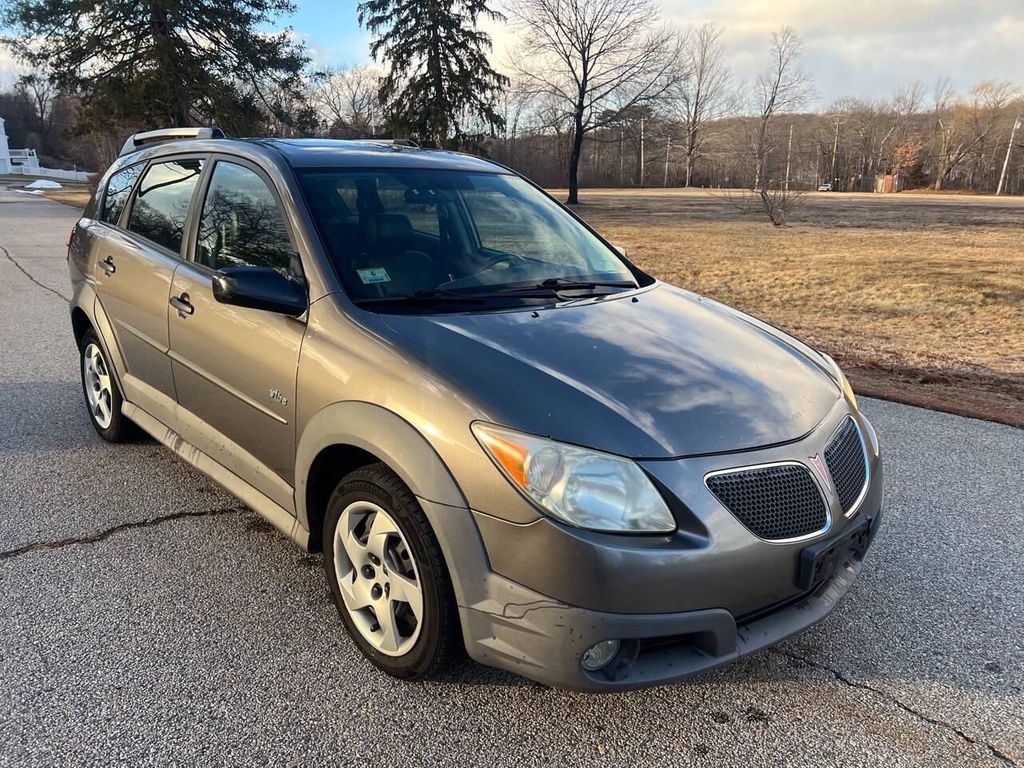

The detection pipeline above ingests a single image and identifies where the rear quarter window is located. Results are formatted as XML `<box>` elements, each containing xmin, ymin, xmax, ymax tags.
<box><xmin>100</xmin><ymin>163</ymin><xmax>144</xmax><ymax>225</ymax></box>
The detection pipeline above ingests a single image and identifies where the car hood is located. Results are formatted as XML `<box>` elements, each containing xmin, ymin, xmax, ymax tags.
<box><xmin>380</xmin><ymin>283</ymin><xmax>840</xmax><ymax>458</ymax></box>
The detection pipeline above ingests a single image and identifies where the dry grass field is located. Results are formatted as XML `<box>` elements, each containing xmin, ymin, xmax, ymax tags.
<box><xmin>561</xmin><ymin>188</ymin><xmax>1024</xmax><ymax>426</ymax></box>
<box><xmin>19</xmin><ymin>178</ymin><xmax>1024</xmax><ymax>426</ymax></box>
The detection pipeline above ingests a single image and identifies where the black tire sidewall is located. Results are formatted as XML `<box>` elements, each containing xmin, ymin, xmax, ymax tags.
<box><xmin>322</xmin><ymin>468</ymin><xmax>451</xmax><ymax>679</ymax></box>
<box><xmin>79</xmin><ymin>330</ymin><xmax>127</xmax><ymax>442</ymax></box>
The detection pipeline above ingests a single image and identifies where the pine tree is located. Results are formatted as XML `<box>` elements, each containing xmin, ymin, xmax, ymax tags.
<box><xmin>358</xmin><ymin>0</ymin><xmax>508</xmax><ymax>148</ymax></box>
<box><xmin>0</xmin><ymin>0</ymin><xmax>311</xmax><ymax>134</ymax></box>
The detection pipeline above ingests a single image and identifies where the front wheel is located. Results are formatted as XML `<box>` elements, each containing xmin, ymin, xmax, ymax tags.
<box><xmin>322</xmin><ymin>463</ymin><xmax>461</xmax><ymax>680</ymax></box>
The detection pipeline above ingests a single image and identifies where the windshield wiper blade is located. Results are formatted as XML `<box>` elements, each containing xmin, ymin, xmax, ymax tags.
<box><xmin>538</xmin><ymin>278</ymin><xmax>637</xmax><ymax>290</ymax></box>
<box><xmin>355</xmin><ymin>288</ymin><xmax>487</xmax><ymax>305</ymax></box>
<box><xmin>485</xmin><ymin>278</ymin><xmax>638</xmax><ymax>297</ymax></box>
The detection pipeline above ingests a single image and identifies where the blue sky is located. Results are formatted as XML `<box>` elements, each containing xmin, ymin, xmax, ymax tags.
<box><xmin>283</xmin><ymin>0</ymin><xmax>1022</xmax><ymax>105</ymax></box>
<box><xmin>286</xmin><ymin>1</ymin><xmax>372</xmax><ymax>69</ymax></box>
<box><xmin>2</xmin><ymin>0</ymin><xmax>1021</xmax><ymax>103</ymax></box>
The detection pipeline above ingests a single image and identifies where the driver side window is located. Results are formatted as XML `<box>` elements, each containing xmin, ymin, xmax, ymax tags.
<box><xmin>196</xmin><ymin>162</ymin><xmax>301</xmax><ymax>280</ymax></box>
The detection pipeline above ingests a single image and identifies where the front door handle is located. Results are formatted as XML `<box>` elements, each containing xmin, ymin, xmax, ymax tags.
<box><xmin>99</xmin><ymin>256</ymin><xmax>116</xmax><ymax>275</ymax></box>
<box><xmin>170</xmin><ymin>293</ymin><xmax>194</xmax><ymax>316</ymax></box>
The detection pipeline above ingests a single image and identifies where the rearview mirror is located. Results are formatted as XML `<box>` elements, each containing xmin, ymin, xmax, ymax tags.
<box><xmin>212</xmin><ymin>266</ymin><xmax>307</xmax><ymax>317</ymax></box>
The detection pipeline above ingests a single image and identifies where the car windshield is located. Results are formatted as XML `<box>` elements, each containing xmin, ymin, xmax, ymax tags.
<box><xmin>298</xmin><ymin>168</ymin><xmax>640</xmax><ymax>307</ymax></box>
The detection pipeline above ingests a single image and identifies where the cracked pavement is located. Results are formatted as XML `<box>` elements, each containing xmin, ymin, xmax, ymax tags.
<box><xmin>1</xmin><ymin>185</ymin><xmax>1021</xmax><ymax>767</ymax></box>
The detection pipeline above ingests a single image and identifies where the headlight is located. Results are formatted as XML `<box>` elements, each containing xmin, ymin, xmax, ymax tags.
<box><xmin>823</xmin><ymin>354</ymin><xmax>857</xmax><ymax>409</ymax></box>
<box><xmin>472</xmin><ymin>423</ymin><xmax>676</xmax><ymax>534</ymax></box>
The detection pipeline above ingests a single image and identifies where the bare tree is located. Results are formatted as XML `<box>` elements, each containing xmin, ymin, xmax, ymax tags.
<box><xmin>671</xmin><ymin>22</ymin><xmax>732</xmax><ymax>187</ymax></box>
<box><xmin>932</xmin><ymin>80</ymin><xmax>1018</xmax><ymax>190</ymax></box>
<box><xmin>507</xmin><ymin>0</ymin><xmax>683</xmax><ymax>204</ymax></box>
<box><xmin>745</xmin><ymin>28</ymin><xmax>813</xmax><ymax>223</ymax></box>
<box><xmin>496</xmin><ymin>77</ymin><xmax>537</xmax><ymax>166</ymax></box>
<box><xmin>876</xmin><ymin>81</ymin><xmax>925</xmax><ymax>172</ymax></box>
<box><xmin>15</xmin><ymin>72</ymin><xmax>55</xmax><ymax>146</ymax></box>
<box><xmin>314</xmin><ymin>65</ymin><xmax>383</xmax><ymax>137</ymax></box>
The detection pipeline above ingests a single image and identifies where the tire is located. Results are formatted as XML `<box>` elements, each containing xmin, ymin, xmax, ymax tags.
<box><xmin>79</xmin><ymin>329</ymin><xmax>134</xmax><ymax>442</ymax></box>
<box><xmin>322</xmin><ymin>462</ymin><xmax>461</xmax><ymax>680</ymax></box>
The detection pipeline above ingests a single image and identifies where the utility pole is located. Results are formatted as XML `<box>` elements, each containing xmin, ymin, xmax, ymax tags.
<box><xmin>830</xmin><ymin>115</ymin><xmax>844</xmax><ymax>189</ymax></box>
<box><xmin>996</xmin><ymin>117</ymin><xmax>1021</xmax><ymax>196</ymax></box>
<box><xmin>618</xmin><ymin>130</ymin><xmax>624</xmax><ymax>187</ymax></box>
<box><xmin>784</xmin><ymin>124</ymin><xmax>794</xmax><ymax>191</ymax></box>
<box><xmin>664</xmin><ymin>136</ymin><xmax>671</xmax><ymax>187</ymax></box>
<box><xmin>639</xmin><ymin>114</ymin><xmax>645</xmax><ymax>188</ymax></box>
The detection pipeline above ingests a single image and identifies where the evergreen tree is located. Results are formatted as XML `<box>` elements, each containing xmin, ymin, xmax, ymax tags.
<box><xmin>358</xmin><ymin>0</ymin><xmax>508</xmax><ymax>148</ymax></box>
<box><xmin>0</xmin><ymin>0</ymin><xmax>311</xmax><ymax>133</ymax></box>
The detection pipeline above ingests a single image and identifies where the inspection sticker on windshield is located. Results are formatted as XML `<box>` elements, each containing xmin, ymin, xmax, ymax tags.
<box><xmin>357</xmin><ymin>267</ymin><xmax>391</xmax><ymax>284</ymax></box>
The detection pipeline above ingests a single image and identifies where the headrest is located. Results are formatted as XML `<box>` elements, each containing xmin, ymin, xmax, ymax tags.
<box><xmin>372</xmin><ymin>213</ymin><xmax>413</xmax><ymax>241</ymax></box>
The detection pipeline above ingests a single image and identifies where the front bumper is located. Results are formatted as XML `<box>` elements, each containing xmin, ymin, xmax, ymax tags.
<box><xmin>422</xmin><ymin>402</ymin><xmax>883</xmax><ymax>691</ymax></box>
<box><xmin>456</xmin><ymin>506</ymin><xmax>880</xmax><ymax>691</ymax></box>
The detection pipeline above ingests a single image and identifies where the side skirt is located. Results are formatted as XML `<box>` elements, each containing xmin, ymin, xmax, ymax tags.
<box><xmin>122</xmin><ymin>401</ymin><xmax>310</xmax><ymax>551</ymax></box>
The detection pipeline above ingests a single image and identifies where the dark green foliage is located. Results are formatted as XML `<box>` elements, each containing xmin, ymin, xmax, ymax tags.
<box><xmin>358</xmin><ymin>0</ymin><xmax>508</xmax><ymax>148</ymax></box>
<box><xmin>1</xmin><ymin>0</ymin><xmax>311</xmax><ymax>134</ymax></box>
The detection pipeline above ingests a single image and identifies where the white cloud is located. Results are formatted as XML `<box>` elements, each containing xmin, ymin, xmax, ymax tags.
<box><xmin>661</xmin><ymin>0</ymin><xmax>1024</xmax><ymax>104</ymax></box>
<box><xmin>489</xmin><ymin>0</ymin><xmax>1022</xmax><ymax>105</ymax></box>
<box><xmin>0</xmin><ymin>45</ymin><xmax>26</xmax><ymax>90</ymax></box>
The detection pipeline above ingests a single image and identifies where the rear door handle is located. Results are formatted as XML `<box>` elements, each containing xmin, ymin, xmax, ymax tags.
<box><xmin>99</xmin><ymin>256</ymin><xmax>116</xmax><ymax>275</ymax></box>
<box><xmin>170</xmin><ymin>293</ymin><xmax>194</xmax><ymax>316</ymax></box>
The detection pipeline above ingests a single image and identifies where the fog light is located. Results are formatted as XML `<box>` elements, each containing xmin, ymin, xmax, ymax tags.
<box><xmin>581</xmin><ymin>639</ymin><xmax>621</xmax><ymax>672</ymax></box>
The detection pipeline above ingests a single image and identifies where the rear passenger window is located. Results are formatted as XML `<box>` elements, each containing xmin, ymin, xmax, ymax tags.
<box><xmin>101</xmin><ymin>164</ymin><xmax>143</xmax><ymax>224</ymax></box>
<box><xmin>196</xmin><ymin>162</ymin><xmax>299</xmax><ymax>278</ymax></box>
<box><xmin>127</xmin><ymin>159</ymin><xmax>205</xmax><ymax>253</ymax></box>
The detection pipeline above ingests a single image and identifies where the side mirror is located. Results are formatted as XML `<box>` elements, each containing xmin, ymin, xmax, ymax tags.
<box><xmin>212</xmin><ymin>266</ymin><xmax>307</xmax><ymax>317</ymax></box>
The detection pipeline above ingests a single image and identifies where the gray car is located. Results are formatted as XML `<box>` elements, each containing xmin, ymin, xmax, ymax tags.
<box><xmin>68</xmin><ymin>128</ymin><xmax>883</xmax><ymax>691</ymax></box>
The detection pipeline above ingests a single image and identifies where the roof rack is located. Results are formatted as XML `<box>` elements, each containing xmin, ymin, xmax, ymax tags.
<box><xmin>356</xmin><ymin>138</ymin><xmax>421</xmax><ymax>149</ymax></box>
<box><xmin>119</xmin><ymin>127</ymin><xmax>226</xmax><ymax>157</ymax></box>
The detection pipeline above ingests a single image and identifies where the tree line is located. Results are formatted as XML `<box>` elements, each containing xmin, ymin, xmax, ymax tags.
<box><xmin>1</xmin><ymin>0</ymin><xmax>1021</xmax><ymax>199</ymax></box>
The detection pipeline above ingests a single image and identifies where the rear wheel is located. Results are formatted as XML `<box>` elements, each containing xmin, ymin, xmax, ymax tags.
<box><xmin>322</xmin><ymin>463</ymin><xmax>461</xmax><ymax>679</ymax></box>
<box><xmin>79</xmin><ymin>329</ymin><xmax>133</xmax><ymax>442</ymax></box>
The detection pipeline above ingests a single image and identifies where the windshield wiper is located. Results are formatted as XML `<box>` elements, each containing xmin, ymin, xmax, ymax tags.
<box><xmin>539</xmin><ymin>278</ymin><xmax>637</xmax><ymax>290</ymax></box>
<box><xmin>354</xmin><ymin>288</ymin><xmax>487</xmax><ymax>306</ymax></box>
<box><xmin>488</xmin><ymin>278</ymin><xmax>638</xmax><ymax>297</ymax></box>
<box><xmin>354</xmin><ymin>280</ymin><xmax>638</xmax><ymax>307</ymax></box>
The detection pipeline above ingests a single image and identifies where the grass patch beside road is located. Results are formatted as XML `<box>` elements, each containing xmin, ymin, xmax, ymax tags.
<box><xmin>41</xmin><ymin>186</ymin><xmax>92</xmax><ymax>207</ymax></box>
<box><xmin>563</xmin><ymin>189</ymin><xmax>1024</xmax><ymax>427</ymax></box>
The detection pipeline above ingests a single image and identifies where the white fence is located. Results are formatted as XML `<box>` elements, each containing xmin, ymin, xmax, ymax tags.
<box><xmin>9</xmin><ymin>165</ymin><xmax>92</xmax><ymax>183</ymax></box>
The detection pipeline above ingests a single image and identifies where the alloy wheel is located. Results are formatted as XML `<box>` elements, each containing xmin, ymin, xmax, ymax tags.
<box><xmin>83</xmin><ymin>342</ymin><xmax>114</xmax><ymax>430</ymax></box>
<box><xmin>333</xmin><ymin>501</ymin><xmax>424</xmax><ymax>656</ymax></box>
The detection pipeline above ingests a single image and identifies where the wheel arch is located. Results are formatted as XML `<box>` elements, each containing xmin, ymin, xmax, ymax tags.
<box><xmin>296</xmin><ymin>401</ymin><xmax>468</xmax><ymax>552</ymax></box>
<box><xmin>71</xmin><ymin>306</ymin><xmax>93</xmax><ymax>350</ymax></box>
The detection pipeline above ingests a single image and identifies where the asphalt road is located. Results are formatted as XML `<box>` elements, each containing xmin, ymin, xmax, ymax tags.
<box><xmin>1</xmin><ymin>185</ymin><xmax>1021</xmax><ymax>767</ymax></box>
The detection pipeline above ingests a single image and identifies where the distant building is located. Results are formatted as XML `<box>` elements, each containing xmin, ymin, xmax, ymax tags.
<box><xmin>874</xmin><ymin>174</ymin><xmax>907</xmax><ymax>193</ymax></box>
<box><xmin>0</xmin><ymin>116</ymin><xmax>41</xmax><ymax>175</ymax></box>
<box><xmin>0</xmin><ymin>115</ymin><xmax>90</xmax><ymax>182</ymax></box>
<box><xmin>0</xmin><ymin>117</ymin><xmax>10</xmax><ymax>174</ymax></box>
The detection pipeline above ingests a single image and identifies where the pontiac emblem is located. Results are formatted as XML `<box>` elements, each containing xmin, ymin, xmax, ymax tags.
<box><xmin>809</xmin><ymin>454</ymin><xmax>830</xmax><ymax>487</ymax></box>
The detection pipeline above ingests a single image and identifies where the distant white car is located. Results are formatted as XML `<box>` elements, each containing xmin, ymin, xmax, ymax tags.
<box><xmin>818</xmin><ymin>182</ymin><xmax>833</xmax><ymax>192</ymax></box>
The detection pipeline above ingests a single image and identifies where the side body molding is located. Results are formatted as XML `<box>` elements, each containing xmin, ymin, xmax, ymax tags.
<box><xmin>294</xmin><ymin>401</ymin><xmax>468</xmax><ymax>535</ymax></box>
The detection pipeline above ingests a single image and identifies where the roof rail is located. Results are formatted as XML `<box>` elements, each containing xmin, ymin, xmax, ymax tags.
<box><xmin>357</xmin><ymin>138</ymin><xmax>421</xmax><ymax>149</ymax></box>
<box><xmin>119</xmin><ymin>127</ymin><xmax>226</xmax><ymax>157</ymax></box>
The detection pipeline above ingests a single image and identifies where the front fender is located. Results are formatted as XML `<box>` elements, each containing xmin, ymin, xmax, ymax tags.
<box><xmin>293</xmin><ymin>401</ymin><xmax>468</xmax><ymax>533</ymax></box>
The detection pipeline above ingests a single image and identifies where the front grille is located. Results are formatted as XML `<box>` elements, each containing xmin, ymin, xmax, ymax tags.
<box><xmin>824</xmin><ymin>418</ymin><xmax>868</xmax><ymax>513</ymax></box>
<box><xmin>706</xmin><ymin>464</ymin><xmax>827</xmax><ymax>541</ymax></box>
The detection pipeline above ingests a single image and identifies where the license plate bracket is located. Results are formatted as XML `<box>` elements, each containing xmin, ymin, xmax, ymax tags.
<box><xmin>796</xmin><ymin>517</ymin><xmax>871</xmax><ymax>590</ymax></box>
